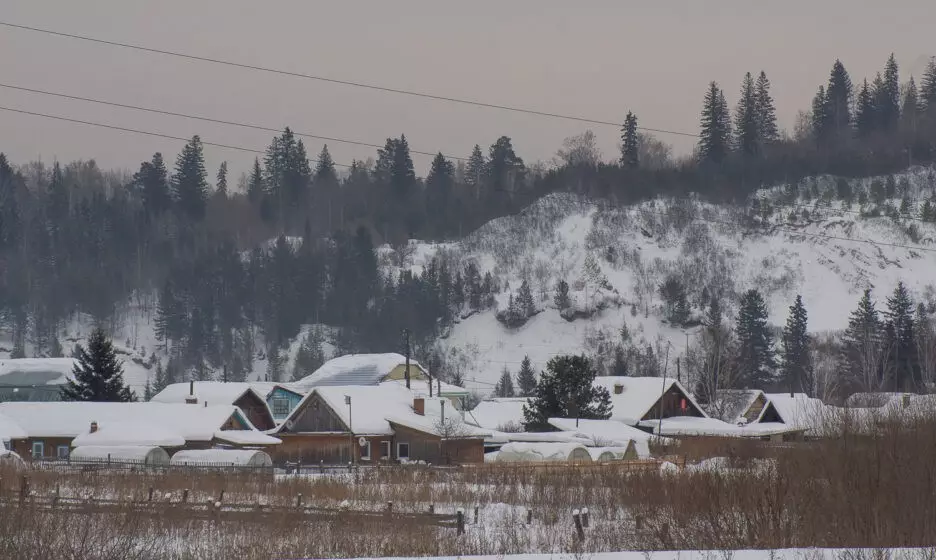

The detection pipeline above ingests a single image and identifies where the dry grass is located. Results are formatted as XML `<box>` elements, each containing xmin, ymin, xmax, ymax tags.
<box><xmin>4</xmin><ymin>410</ymin><xmax>936</xmax><ymax>558</ymax></box>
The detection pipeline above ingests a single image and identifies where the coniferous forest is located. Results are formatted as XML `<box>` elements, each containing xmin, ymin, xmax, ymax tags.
<box><xmin>2</xmin><ymin>55</ymin><xmax>936</xmax><ymax>392</ymax></box>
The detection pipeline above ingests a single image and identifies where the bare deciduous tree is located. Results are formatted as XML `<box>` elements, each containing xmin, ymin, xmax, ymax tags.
<box><xmin>555</xmin><ymin>130</ymin><xmax>602</xmax><ymax>168</ymax></box>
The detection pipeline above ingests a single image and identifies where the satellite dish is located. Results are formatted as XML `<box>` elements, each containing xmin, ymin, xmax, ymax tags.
<box><xmin>358</xmin><ymin>437</ymin><xmax>367</xmax><ymax>447</ymax></box>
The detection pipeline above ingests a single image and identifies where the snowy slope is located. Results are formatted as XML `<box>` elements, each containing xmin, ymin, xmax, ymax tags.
<box><xmin>409</xmin><ymin>167</ymin><xmax>936</xmax><ymax>392</ymax></box>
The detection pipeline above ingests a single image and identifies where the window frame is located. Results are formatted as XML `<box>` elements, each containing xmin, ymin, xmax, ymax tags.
<box><xmin>31</xmin><ymin>441</ymin><xmax>44</xmax><ymax>459</ymax></box>
<box><xmin>57</xmin><ymin>445</ymin><xmax>70</xmax><ymax>460</ymax></box>
<box><xmin>271</xmin><ymin>397</ymin><xmax>291</xmax><ymax>417</ymax></box>
<box><xmin>397</xmin><ymin>442</ymin><xmax>410</xmax><ymax>460</ymax></box>
<box><xmin>381</xmin><ymin>441</ymin><xmax>391</xmax><ymax>459</ymax></box>
<box><xmin>360</xmin><ymin>440</ymin><xmax>371</xmax><ymax>461</ymax></box>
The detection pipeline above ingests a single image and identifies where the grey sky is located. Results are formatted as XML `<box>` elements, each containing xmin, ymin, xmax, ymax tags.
<box><xmin>1</xmin><ymin>0</ymin><xmax>934</xmax><ymax>181</ymax></box>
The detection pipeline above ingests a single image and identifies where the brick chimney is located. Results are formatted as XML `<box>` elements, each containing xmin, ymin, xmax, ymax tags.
<box><xmin>184</xmin><ymin>380</ymin><xmax>198</xmax><ymax>404</ymax></box>
<box><xmin>413</xmin><ymin>397</ymin><xmax>425</xmax><ymax>416</ymax></box>
<box><xmin>614</xmin><ymin>383</ymin><xmax>624</xmax><ymax>395</ymax></box>
<box><xmin>89</xmin><ymin>421</ymin><xmax>98</xmax><ymax>434</ymax></box>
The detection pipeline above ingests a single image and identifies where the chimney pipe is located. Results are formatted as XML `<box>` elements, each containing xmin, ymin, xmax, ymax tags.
<box><xmin>614</xmin><ymin>384</ymin><xmax>624</xmax><ymax>395</ymax></box>
<box><xmin>89</xmin><ymin>421</ymin><xmax>98</xmax><ymax>434</ymax></box>
<box><xmin>190</xmin><ymin>380</ymin><xmax>194</xmax><ymax>395</ymax></box>
<box><xmin>413</xmin><ymin>397</ymin><xmax>425</xmax><ymax>416</ymax></box>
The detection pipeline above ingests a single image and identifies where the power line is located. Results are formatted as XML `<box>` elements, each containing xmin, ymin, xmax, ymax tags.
<box><xmin>0</xmin><ymin>20</ymin><xmax>700</xmax><ymax>138</ymax></box>
<box><xmin>0</xmin><ymin>82</ymin><xmax>466</xmax><ymax>161</ymax></box>
<box><xmin>0</xmin><ymin>105</ymin><xmax>351</xmax><ymax>167</ymax></box>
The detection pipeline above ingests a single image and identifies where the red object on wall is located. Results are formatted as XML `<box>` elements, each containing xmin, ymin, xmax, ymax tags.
<box><xmin>680</xmin><ymin>398</ymin><xmax>687</xmax><ymax>411</ymax></box>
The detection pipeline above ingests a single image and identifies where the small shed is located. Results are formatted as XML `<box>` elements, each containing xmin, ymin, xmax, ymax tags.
<box><xmin>495</xmin><ymin>442</ymin><xmax>592</xmax><ymax>463</ymax></box>
<box><xmin>71</xmin><ymin>445</ymin><xmax>170</xmax><ymax>466</ymax></box>
<box><xmin>170</xmin><ymin>449</ymin><xmax>273</xmax><ymax>468</ymax></box>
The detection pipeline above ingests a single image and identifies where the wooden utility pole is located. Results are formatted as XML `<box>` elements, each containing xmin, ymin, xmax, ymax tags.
<box><xmin>403</xmin><ymin>329</ymin><xmax>411</xmax><ymax>389</ymax></box>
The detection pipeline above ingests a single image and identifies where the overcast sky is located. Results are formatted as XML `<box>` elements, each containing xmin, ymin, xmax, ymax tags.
<box><xmin>1</xmin><ymin>1</ymin><xmax>934</xmax><ymax>182</ymax></box>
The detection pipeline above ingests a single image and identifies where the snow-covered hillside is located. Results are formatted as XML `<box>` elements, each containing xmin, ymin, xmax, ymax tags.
<box><xmin>403</xmin><ymin>166</ymin><xmax>936</xmax><ymax>392</ymax></box>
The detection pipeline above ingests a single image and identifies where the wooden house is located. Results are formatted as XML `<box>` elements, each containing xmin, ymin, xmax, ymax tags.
<box><xmin>0</xmin><ymin>402</ymin><xmax>280</xmax><ymax>460</ymax></box>
<box><xmin>594</xmin><ymin>377</ymin><xmax>707</xmax><ymax>425</ymax></box>
<box><xmin>271</xmin><ymin>384</ymin><xmax>487</xmax><ymax>465</ymax></box>
<box><xmin>710</xmin><ymin>390</ymin><xmax>785</xmax><ymax>425</ymax></box>
<box><xmin>151</xmin><ymin>381</ymin><xmax>277</xmax><ymax>430</ymax></box>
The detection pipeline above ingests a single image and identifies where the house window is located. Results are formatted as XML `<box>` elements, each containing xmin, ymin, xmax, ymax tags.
<box><xmin>272</xmin><ymin>398</ymin><xmax>291</xmax><ymax>416</ymax></box>
<box><xmin>397</xmin><ymin>442</ymin><xmax>410</xmax><ymax>460</ymax></box>
<box><xmin>57</xmin><ymin>445</ymin><xmax>70</xmax><ymax>460</ymax></box>
<box><xmin>381</xmin><ymin>441</ymin><xmax>391</xmax><ymax>459</ymax></box>
<box><xmin>361</xmin><ymin>441</ymin><xmax>371</xmax><ymax>461</ymax></box>
<box><xmin>31</xmin><ymin>441</ymin><xmax>44</xmax><ymax>459</ymax></box>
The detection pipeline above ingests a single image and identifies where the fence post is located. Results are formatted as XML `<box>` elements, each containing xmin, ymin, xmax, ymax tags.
<box><xmin>53</xmin><ymin>483</ymin><xmax>60</xmax><ymax>507</ymax></box>
<box><xmin>428</xmin><ymin>504</ymin><xmax>434</xmax><ymax>515</ymax></box>
<box><xmin>527</xmin><ymin>508</ymin><xmax>533</xmax><ymax>525</ymax></box>
<box><xmin>19</xmin><ymin>476</ymin><xmax>28</xmax><ymax>505</ymax></box>
<box><xmin>320</xmin><ymin>460</ymin><xmax>324</xmax><ymax>474</ymax></box>
<box><xmin>182</xmin><ymin>489</ymin><xmax>189</xmax><ymax>504</ymax></box>
<box><xmin>581</xmin><ymin>507</ymin><xmax>590</xmax><ymax>528</ymax></box>
<box><xmin>456</xmin><ymin>508</ymin><xmax>465</xmax><ymax>535</ymax></box>
<box><xmin>148</xmin><ymin>487</ymin><xmax>154</xmax><ymax>502</ymax></box>
<box><xmin>473</xmin><ymin>506</ymin><xmax>479</xmax><ymax>524</ymax></box>
<box><xmin>572</xmin><ymin>509</ymin><xmax>584</xmax><ymax>541</ymax></box>
<box><xmin>386</xmin><ymin>501</ymin><xmax>393</xmax><ymax>514</ymax></box>
<box><xmin>635</xmin><ymin>514</ymin><xmax>643</xmax><ymax>531</ymax></box>
<box><xmin>218</xmin><ymin>489</ymin><xmax>224</xmax><ymax>504</ymax></box>
<box><xmin>296</xmin><ymin>493</ymin><xmax>303</xmax><ymax>509</ymax></box>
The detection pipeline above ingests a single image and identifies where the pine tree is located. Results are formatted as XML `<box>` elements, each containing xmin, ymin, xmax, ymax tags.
<box><xmin>811</xmin><ymin>86</ymin><xmax>831</xmax><ymax>143</ymax></box>
<box><xmin>734</xmin><ymin>72</ymin><xmax>760</xmax><ymax>156</ymax></box>
<box><xmin>826</xmin><ymin>60</ymin><xmax>853</xmax><ymax>141</ymax></box>
<box><xmin>391</xmin><ymin>134</ymin><xmax>416</xmax><ymax>196</ymax></box>
<box><xmin>736</xmin><ymin>289</ymin><xmax>776</xmax><ymax>388</ymax></box>
<box><xmin>136</xmin><ymin>153</ymin><xmax>171</xmax><ymax>217</ymax></box>
<box><xmin>611</xmin><ymin>346</ymin><xmax>628</xmax><ymax>376</ymax></box>
<box><xmin>902</xmin><ymin>76</ymin><xmax>921</xmax><ymax>132</ymax></box>
<box><xmin>517</xmin><ymin>280</ymin><xmax>535</xmax><ymax>317</ymax></box>
<box><xmin>486</xmin><ymin>136</ymin><xmax>525</xmax><ymax>195</ymax></box>
<box><xmin>314</xmin><ymin>145</ymin><xmax>338</xmax><ymax>185</ymax></box>
<box><xmin>885</xmin><ymin>282</ymin><xmax>918</xmax><ymax>391</ymax></box>
<box><xmin>922</xmin><ymin>57</ymin><xmax>936</xmax><ymax>116</ymax></box>
<box><xmin>494</xmin><ymin>367</ymin><xmax>516</xmax><ymax>398</ymax></box>
<box><xmin>878</xmin><ymin>54</ymin><xmax>901</xmax><ymax>131</ymax></box>
<box><xmin>554</xmin><ymin>279</ymin><xmax>571</xmax><ymax>310</ymax></box>
<box><xmin>464</xmin><ymin>144</ymin><xmax>486</xmax><ymax>195</ymax></box>
<box><xmin>60</xmin><ymin>328</ymin><xmax>134</xmax><ymax>402</ymax></box>
<box><xmin>621</xmin><ymin>111</ymin><xmax>639</xmax><ymax>168</ymax></box>
<box><xmin>754</xmin><ymin>71</ymin><xmax>779</xmax><ymax>145</ymax></box>
<box><xmin>921</xmin><ymin>200</ymin><xmax>935</xmax><ymax>222</ymax></box>
<box><xmin>658</xmin><ymin>276</ymin><xmax>689</xmax><ymax>326</ymax></box>
<box><xmin>215</xmin><ymin>161</ymin><xmax>228</xmax><ymax>197</ymax></box>
<box><xmin>855</xmin><ymin>79</ymin><xmax>877</xmax><ymax>139</ymax></box>
<box><xmin>516</xmin><ymin>355</ymin><xmax>537</xmax><ymax>397</ymax></box>
<box><xmin>781</xmin><ymin>295</ymin><xmax>811</xmax><ymax>395</ymax></box>
<box><xmin>698</xmin><ymin>81</ymin><xmax>731</xmax><ymax>163</ymax></box>
<box><xmin>292</xmin><ymin>327</ymin><xmax>325</xmax><ymax>381</ymax></box>
<box><xmin>247</xmin><ymin>158</ymin><xmax>264</xmax><ymax>203</ymax></box>
<box><xmin>522</xmin><ymin>355</ymin><xmax>612</xmax><ymax>431</ymax></box>
<box><xmin>172</xmin><ymin>136</ymin><xmax>209</xmax><ymax>219</ymax></box>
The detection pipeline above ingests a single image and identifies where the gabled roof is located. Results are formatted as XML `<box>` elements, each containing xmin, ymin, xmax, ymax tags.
<box><xmin>380</xmin><ymin>378</ymin><xmax>469</xmax><ymax>397</ymax></box>
<box><xmin>249</xmin><ymin>382</ymin><xmax>306</xmax><ymax>400</ymax></box>
<box><xmin>764</xmin><ymin>393</ymin><xmax>829</xmax><ymax>433</ymax></box>
<box><xmin>0</xmin><ymin>358</ymin><xmax>77</xmax><ymax>386</ymax></box>
<box><xmin>594</xmin><ymin>377</ymin><xmax>707</xmax><ymax>425</ymax></box>
<box><xmin>637</xmin><ymin>416</ymin><xmax>804</xmax><ymax>438</ymax></box>
<box><xmin>150</xmin><ymin>382</ymin><xmax>267</xmax><ymax>407</ymax></box>
<box><xmin>0</xmin><ymin>412</ymin><xmax>27</xmax><ymax>440</ymax></box>
<box><xmin>72</xmin><ymin>421</ymin><xmax>186</xmax><ymax>448</ymax></box>
<box><xmin>710</xmin><ymin>389</ymin><xmax>766</xmax><ymax>424</ymax></box>
<box><xmin>294</xmin><ymin>353</ymin><xmax>424</xmax><ymax>389</ymax></box>
<box><xmin>466</xmin><ymin>398</ymin><xmax>530</xmax><ymax>430</ymax></box>
<box><xmin>0</xmin><ymin>402</ymin><xmax>274</xmax><ymax>444</ymax></box>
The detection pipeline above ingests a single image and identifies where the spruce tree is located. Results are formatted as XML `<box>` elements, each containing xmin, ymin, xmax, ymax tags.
<box><xmin>522</xmin><ymin>355</ymin><xmax>612</xmax><ymax>431</ymax></box>
<box><xmin>826</xmin><ymin>60</ymin><xmax>853</xmax><ymax>141</ymax></box>
<box><xmin>621</xmin><ymin>111</ymin><xmax>639</xmax><ymax>168</ymax></box>
<box><xmin>494</xmin><ymin>367</ymin><xmax>516</xmax><ymax>398</ymax></box>
<box><xmin>855</xmin><ymin>79</ymin><xmax>877</xmax><ymax>139</ymax></box>
<box><xmin>878</xmin><ymin>54</ymin><xmax>901</xmax><ymax>131</ymax></box>
<box><xmin>736</xmin><ymin>289</ymin><xmax>776</xmax><ymax>388</ymax></box>
<box><xmin>136</xmin><ymin>153</ymin><xmax>171</xmax><ymax>218</ymax></box>
<box><xmin>172</xmin><ymin>136</ymin><xmax>209</xmax><ymax>219</ymax></box>
<box><xmin>841</xmin><ymin>289</ymin><xmax>883</xmax><ymax>390</ymax></box>
<box><xmin>780</xmin><ymin>295</ymin><xmax>811</xmax><ymax>395</ymax></box>
<box><xmin>734</xmin><ymin>72</ymin><xmax>760</xmax><ymax>156</ymax></box>
<box><xmin>314</xmin><ymin>145</ymin><xmax>338</xmax><ymax>185</ymax></box>
<box><xmin>554</xmin><ymin>279</ymin><xmax>571</xmax><ymax>310</ymax></box>
<box><xmin>516</xmin><ymin>355</ymin><xmax>537</xmax><ymax>397</ymax></box>
<box><xmin>922</xmin><ymin>58</ymin><xmax>936</xmax><ymax>116</ymax></box>
<box><xmin>884</xmin><ymin>282</ymin><xmax>917</xmax><ymax>391</ymax></box>
<box><xmin>921</xmin><ymin>200</ymin><xmax>935</xmax><ymax>222</ymax></box>
<box><xmin>811</xmin><ymin>86</ymin><xmax>830</xmax><ymax>143</ymax></box>
<box><xmin>611</xmin><ymin>346</ymin><xmax>628</xmax><ymax>376</ymax></box>
<box><xmin>247</xmin><ymin>158</ymin><xmax>264</xmax><ymax>203</ymax></box>
<box><xmin>215</xmin><ymin>161</ymin><xmax>228</xmax><ymax>197</ymax></box>
<box><xmin>901</xmin><ymin>76</ymin><xmax>921</xmax><ymax>131</ymax></box>
<box><xmin>517</xmin><ymin>280</ymin><xmax>536</xmax><ymax>317</ymax></box>
<box><xmin>464</xmin><ymin>144</ymin><xmax>486</xmax><ymax>195</ymax></box>
<box><xmin>754</xmin><ymin>71</ymin><xmax>779</xmax><ymax>145</ymax></box>
<box><xmin>60</xmin><ymin>328</ymin><xmax>134</xmax><ymax>402</ymax></box>
<box><xmin>698</xmin><ymin>81</ymin><xmax>731</xmax><ymax>163</ymax></box>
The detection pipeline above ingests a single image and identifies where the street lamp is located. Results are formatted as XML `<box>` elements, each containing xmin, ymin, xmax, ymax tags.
<box><xmin>345</xmin><ymin>395</ymin><xmax>353</xmax><ymax>464</ymax></box>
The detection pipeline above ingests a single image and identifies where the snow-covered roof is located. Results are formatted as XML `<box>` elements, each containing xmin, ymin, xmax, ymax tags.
<box><xmin>294</xmin><ymin>353</ymin><xmax>425</xmax><ymax>389</ymax></box>
<box><xmin>249</xmin><ymin>382</ymin><xmax>306</xmax><ymax>399</ymax></box>
<box><xmin>0</xmin><ymin>402</ymin><xmax>262</xmax><ymax>443</ymax></box>
<box><xmin>547</xmin><ymin>418</ymin><xmax>656</xmax><ymax>444</ymax></box>
<box><xmin>72</xmin><ymin>421</ymin><xmax>186</xmax><ymax>448</ymax></box>
<box><xmin>764</xmin><ymin>393</ymin><xmax>829</xmax><ymax>434</ymax></box>
<box><xmin>844</xmin><ymin>392</ymin><xmax>912</xmax><ymax>409</ymax></box>
<box><xmin>170</xmin><ymin>449</ymin><xmax>273</xmax><ymax>467</ymax></box>
<box><xmin>0</xmin><ymin>358</ymin><xmax>77</xmax><ymax>385</ymax></box>
<box><xmin>710</xmin><ymin>390</ymin><xmax>766</xmax><ymax>424</ymax></box>
<box><xmin>70</xmin><ymin>445</ymin><xmax>170</xmax><ymax>464</ymax></box>
<box><xmin>0</xmin><ymin>412</ymin><xmax>26</xmax><ymax>440</ymax></box>
<box><xmin>213</xmin><ymin>430</ymin><xmax>280</xmax><ymax>446</ymax></box>
<box><xmin>495</xmin><ymin>442</ymin><xmax>592</xmax><ymax>463</ymax></box>
<box><xmin>483</xmin><ymin>430</ymin><xmax>592</xmax><ymax>445</ymax></box>
<box><xmin>595</xmin><ymin>376</ymin><xmax>707</xmax><ymax>425</ymax></box>
<box><xmin>380</xmin><ymin>378</ymin><xmax>469</xmax><ymax>397</ymax></box>
<box><xmin>386</xmin><ymin>412</ymin><xmax>489</xmax><ymax>439</ymax></box>
<box><xmin>637</xmin><ymin>416</ymin><xmax>804</xmax><ymax>438</ymax></box>
<box><xmin>150</xmin><ymin>382</ymin><xmax>267</xmax><ymax>407</ymax></box>
<box><xmin>466</xmin><ymin>398</ymin><xmax>530</xmax><ymax>430</ymax></box>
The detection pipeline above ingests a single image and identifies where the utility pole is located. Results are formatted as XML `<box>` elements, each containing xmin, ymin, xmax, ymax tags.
<box><xmin>403</xmin><ymin>329</ymin><xmax>411</xmax><ymax>390</ymax></box>
<box><xmin>656</xmin><ymin>342</ymin><xmax>672</xmax><ymax>436</ymax></box>
<box><xmin>345</xmin><ymin>395</ymin><xmax>353</xmax><ymax>464</ymax></box>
